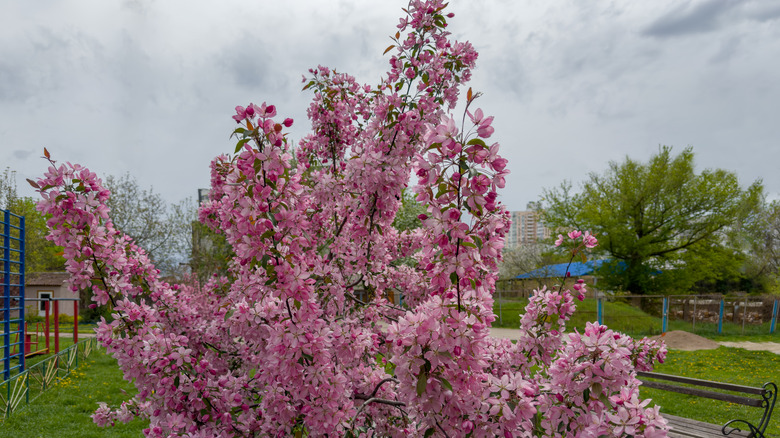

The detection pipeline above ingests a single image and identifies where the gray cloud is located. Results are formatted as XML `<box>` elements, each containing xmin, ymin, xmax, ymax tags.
<box><xmin>2</xmin><ymin>0</ymin><xmax>779</xmax><ymax>212</ymax></box>
<box><xmin>12</xmin><ymin>150</ymin><xmax>33</xmax><ymax>160</ymax></box>
<box><xmin>643</xmin><ymin>1</ymin><xmax>741</xmax><ymax>38</ymax></box>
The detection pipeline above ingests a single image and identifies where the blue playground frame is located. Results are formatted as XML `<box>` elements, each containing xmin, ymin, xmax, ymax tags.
<box><xmin>1</xmin><ymin>209</ymin><xmax>25</xmax><ymax>381</ymax></box>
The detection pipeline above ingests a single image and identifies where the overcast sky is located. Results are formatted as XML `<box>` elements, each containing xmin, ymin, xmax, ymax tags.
<box><xmin>2</xmin><ymin>0</ymin><xmax>779</xmax><ymax>212</ymax></box>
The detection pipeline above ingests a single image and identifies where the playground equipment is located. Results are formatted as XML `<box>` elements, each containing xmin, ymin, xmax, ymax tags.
<box><xmin>1</xmin><ymin>210</ymin><xmax>25</xmax><ymax>381</ymax></box>
<box><xmin>10</xmin><ymin>298</ymin><xmax>80</xmax><ymax>358</ymax></box>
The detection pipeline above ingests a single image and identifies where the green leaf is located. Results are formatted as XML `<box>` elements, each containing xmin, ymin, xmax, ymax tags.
<box><xmin>248</xmin><ymin>368</ymin><xmax>257</xmax><ymax>379</ymax></box>
<box><xmin>234</xmin><ymin>138</ymin><xmax>251</xmax><ymax>153</ymax></box>
<box><xmin>416</xmin><ymin>372</ymin><xmax>428</xmax><ymax>396</ymax></box>
<box><xmin>439</xmin><ymin>377</ymin><xmax>452</xmax><ymax>391</ymax></box>
<box><xmin>466</xmin><ymin>138</ymin><xmax>487</xmax><ymax>148</ymax></box>
<box><xmin>449</xmin><ymin>272</ymin><xmax>459</xmax><ymax>286</ymax></box>
<box><xmin>424</xmin><ymin>428</ymin><xmax>435</xmax><ymax>438</ymax></box>
<box><xmin>472</xmin><ymin>235</ymin><xmax>483</xmax><ymax>249</ymax></box>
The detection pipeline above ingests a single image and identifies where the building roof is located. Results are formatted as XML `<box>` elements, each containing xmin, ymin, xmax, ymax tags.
<box><xmin>26</xmin><ymin>272</ymin><xmax>70</xmax><ymax>286</ymax></box>
<box><xmin>516</xmin><ymin>260</ymin><xmax>611</xmax><ymax>279</ymax></box>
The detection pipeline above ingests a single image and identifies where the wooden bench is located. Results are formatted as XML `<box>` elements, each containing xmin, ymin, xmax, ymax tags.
<box><xmin>637</xmin><ymin>371</ymin><xmax>777</xmax><ymax>438</ymax></box>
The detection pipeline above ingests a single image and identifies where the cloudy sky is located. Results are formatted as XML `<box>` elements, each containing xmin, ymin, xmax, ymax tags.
<box><xmin>2</xmin><ymin>0</ymin><xmax>779</xmax><ymax>212</ymax></box>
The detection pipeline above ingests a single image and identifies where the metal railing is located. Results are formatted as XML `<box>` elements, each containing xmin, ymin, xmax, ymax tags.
<box><xmin>494</xmin><ymin>291</ymin><xmax>780</xmax><ymax>336</ymax></box>
<box><xmin>0</xmin><ymin>337</ymin><xmax>97</xmax><ymax>418</ymax></box>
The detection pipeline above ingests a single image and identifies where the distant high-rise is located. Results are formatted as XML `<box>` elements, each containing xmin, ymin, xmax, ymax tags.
<box><xmin>506</xmin><ymin>203</ymin><xmax>550</xmax><ymax>248</ymax></box>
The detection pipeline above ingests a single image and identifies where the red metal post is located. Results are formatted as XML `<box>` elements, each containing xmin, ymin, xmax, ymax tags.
<box><xmin>54</xmin><ymin>300</ymin><xmax>59</xmax><ymax>354</ymax></box>
<box><xmin>24</xmin><ymin>322</ymin><xmax>30</xmax><ymax>355</ymax></box>
<box><xmin>73</xmin><ymin>301</ymin><xmax>78</xmax><ymax>344</ymax></box>
<box><xmin>45</xmin><ymin>300</ymin><xmax>50</xmax><ymax>353</ymax></box>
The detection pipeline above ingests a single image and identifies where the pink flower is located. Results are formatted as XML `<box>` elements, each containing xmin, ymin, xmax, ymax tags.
<box><xmin>568</xmin><ymin>230</ymin><xmax>582</xmax><ymax>240</ymax></box>
<box><xmin>554</xmin><ymin>234</ymin><xmax>564</xmax><ymax>246</ymax></box>
<box><xmin>583</xmin><ymin>231</ymin><xmax>598</xmax><ymax>248</ymax></box>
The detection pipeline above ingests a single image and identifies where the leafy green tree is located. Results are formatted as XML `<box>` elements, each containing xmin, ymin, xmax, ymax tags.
<box><xmin>190</xmin><ymin>220</ymin><xmax>234</xmax><ymax>283</ymax></box>
<box><xmin>7</xmin><ymin>197</ymin><xmax>66</xmax><ymax>272</ymax></box>
<box><xmin>391</xmin><ymin>188</ymin><xmax>426</xmax><ymax>232</ymax></box>
<box><xmin>542</xmin><ymin>146</ymin><xmax>762</xmax><ymax>295</ymax></box>
<box><xmin>1</xmin><ymin>167</ymin><xmax>65</xmax><ymax>273</ymax></box>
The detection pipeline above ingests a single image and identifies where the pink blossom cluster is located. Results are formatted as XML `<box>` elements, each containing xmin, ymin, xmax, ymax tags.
<box><xmin>34</xmin><ymin>1</ymin><xmax>669</xmax><ymax>437</ymax></box>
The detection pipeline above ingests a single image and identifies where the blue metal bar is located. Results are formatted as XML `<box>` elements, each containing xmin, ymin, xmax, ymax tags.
<box><xmin>2</xmin><ymin>210</ymin><xmax>26</xmax><ymax>380</ymax></box>
<box><xmin>662</xmin><ymin>297</ymin><xmax>668</xmax><ymax>333</ymax></box>
<box><xmin>718</xmin><ymin>298</ymin><xmax>724</xmax><ymax>334</ymax></box>
<box><xmin>18</xmin><ymin>215</ymin><xmax>24</xmax><ymax>374</ymax></box>
<box><xmin>3</xmin><ymin>210</ymin><xmax>10</xmax><ymax>382</ymax></box>
<box><xmin>771</xmin><ymin>299</ymin><xmax>778</xmax><ymax>334</ymax></box>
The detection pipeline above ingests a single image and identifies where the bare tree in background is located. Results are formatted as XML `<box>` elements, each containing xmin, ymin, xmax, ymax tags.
<box><xmin>498</xmin><ymin>243</ymin><xmax>542</xmax><ymax>280</ymax></box>
<box><xmin>104</xmin><ymin>173</ymin><xmax>195</xmax><ymax>277</ymax></box>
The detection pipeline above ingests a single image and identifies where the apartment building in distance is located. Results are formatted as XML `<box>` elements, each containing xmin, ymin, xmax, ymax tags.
<box><xmin>506</xmin><ymin>203</ymin><xmax>550</xmax><ymax>249</ymax></box>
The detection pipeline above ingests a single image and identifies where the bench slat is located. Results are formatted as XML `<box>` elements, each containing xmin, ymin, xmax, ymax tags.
<box><xmin>664</xmin><ymin>414</ymin><xmax>751</xmax><ymax>438</ymax></box>
<box><xmin>641</xmin><ymin>380</ymin><xmax>764</xmax><ymax>407</ymax></box>
<box><xmin>637</xmin><ymin>371</ymin><xmax>765</xmax><ymax>395</ymax></box>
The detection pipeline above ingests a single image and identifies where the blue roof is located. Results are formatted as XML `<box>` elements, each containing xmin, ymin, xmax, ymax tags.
<box><xmin>516</xmin><ymin>259</ymin><xmax>611</xmax><ymax>279</ymax></box>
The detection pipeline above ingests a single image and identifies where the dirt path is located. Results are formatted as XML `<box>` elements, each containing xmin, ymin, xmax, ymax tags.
<box><xmin>718</xmin><ymin>341</ymin><xmax>780</xmax><ymax>354</ymax></box>
<box><xmin>489</xmin><ymin>328</ymin><xmax>780</xmax><ymax>355</ymax></box>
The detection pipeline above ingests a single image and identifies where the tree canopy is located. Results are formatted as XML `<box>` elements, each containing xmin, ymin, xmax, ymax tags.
<box><xmin>1</xmin><ymin>167</ymin><xmax>65</xmax><ymax>273</ymax></box>
<box><xmin>542</xmin><ymin>146</ymin><xmax>763</xmax><ymax>295</ymax></box>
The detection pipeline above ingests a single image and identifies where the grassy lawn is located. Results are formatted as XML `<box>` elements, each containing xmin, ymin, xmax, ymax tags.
<box><xmin>642</xmin><ymin>346</ymin><xmax>780</xmax><ymax>437</ymax></box>
<box><xmin>0</xmin><ymin>348</ymin><xmax>147</xmax><ymax>437</ymax></box>
<box><xmin>1</xmin><ymin>336</ymin><xmax>79</xmax><ymax>378</ymax></box>
<box><xmin>493</xmin><ymin>296</ymin><xmax>780</xmax><ymax>341</ymax></box>
<box><xmin>493</xmin><ymin>297</ymin><xmax>663</xmax><ymax>334</ymax></box>
<box><xmin>26</xmin><ymin>321</ymin><xmax>99</xmax><ymax>335</ymax></box>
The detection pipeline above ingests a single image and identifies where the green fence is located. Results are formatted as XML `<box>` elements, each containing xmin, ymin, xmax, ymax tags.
<box><xmin>0</xmin><ymin>337</ymin><xmax>96</xmax><ymax>417</ymax></box>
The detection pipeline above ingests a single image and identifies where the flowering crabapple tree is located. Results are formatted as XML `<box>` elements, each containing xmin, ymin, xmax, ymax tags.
<box><xmin>32</xmin><ymin>1</ymin><xmax>668</xmax><ymax>437</ymax></box>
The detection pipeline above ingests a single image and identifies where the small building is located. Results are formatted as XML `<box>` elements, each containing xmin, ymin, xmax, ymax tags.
<box><xmin>26</xmin><ymin>272</ymin><xmax>78</xmax><ymax>317</ymax></box>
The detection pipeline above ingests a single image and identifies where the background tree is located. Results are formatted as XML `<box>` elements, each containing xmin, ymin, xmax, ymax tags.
<box><xmin>741</xmin><ymin>200</ymin><xmax>780</xmax><ymax>293</ymax></box>
<box><xmin>1</xmin><ymin>167</ymin><xmax>17</xmax><ymax>210</ymax></box>
<box><xmin>498</xmin><ymin>243</ymin><xmax>542</xmax><ymax>279</ymax></box>
<box><xmin>104</xmin><ymin>173</ymin><xmax>193</xmax><ymax>277</ymax></box>
<box><xmin>542</xmin><ymin>146</ymin><xmax>763</xmax><ymax>295</ymax></box>
<box><xmin>391</xmin><ymin>187</ymin><xmax>426</xmax><ymax>232</ymax></box>
<box><xmin>1</xmin><ymin>167</ymin><xmax>65</xmax><ymax>273</ymax></box>
<box><xmin>190</xmin><ymin>220</ymin><xmax>233</xmax><ymax>282</ymax></box>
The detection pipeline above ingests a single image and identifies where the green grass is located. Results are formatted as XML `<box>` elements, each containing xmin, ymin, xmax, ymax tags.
<box><xmin>642</xmin><ymin>346</ymin><xmax>780</xmax><ymax>437</ymax></box>
<box><xmin>0</xmin><ymin>348</ymin><xmax>147</xmax><ymax>437</ymax></box>
<box><xmin>26</xmin><ymin>321</ymin><xmax>99</xmax><ymax>335</ymax></box>
<box><xmin>1</xmin><ymin>336</ymin><xmax>78</xmax><ymax>377</ymax></box>
<box><xmin>493</xmin><ymin>297</ymin><xmax>663</xmax><ymax>335</ymax></box>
